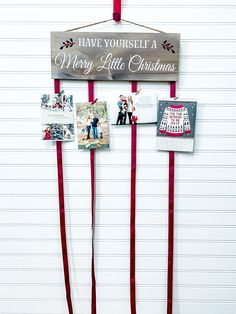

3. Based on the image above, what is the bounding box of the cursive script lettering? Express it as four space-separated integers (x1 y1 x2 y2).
128 55 176 73
96 53 125 73
54 52 94 74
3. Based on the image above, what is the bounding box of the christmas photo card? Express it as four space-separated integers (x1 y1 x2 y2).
110 91 158 125
76 101 109 150
157 99 197 152
41 94 74 141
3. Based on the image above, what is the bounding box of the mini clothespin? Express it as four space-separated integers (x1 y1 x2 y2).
58 90 64 97
135 87 142 95
91 98 98 105
170 95 179 100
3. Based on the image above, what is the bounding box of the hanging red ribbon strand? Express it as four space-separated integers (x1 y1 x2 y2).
113 0 121 21
130 81 137 314
167 81 176 314
54 79 74 314
88 80 97 314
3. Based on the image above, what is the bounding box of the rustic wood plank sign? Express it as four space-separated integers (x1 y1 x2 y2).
51 32 180 81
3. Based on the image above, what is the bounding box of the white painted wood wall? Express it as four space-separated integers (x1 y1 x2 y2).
0 0 236 313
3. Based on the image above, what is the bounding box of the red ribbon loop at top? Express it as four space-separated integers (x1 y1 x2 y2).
167 81 176 314
113 0 121 21
54 79 74 314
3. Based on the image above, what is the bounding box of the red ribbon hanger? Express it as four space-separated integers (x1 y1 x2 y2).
88 80 97 314
130 81 137 314
113 2 137 310
54 79 74 314
167 81 176 314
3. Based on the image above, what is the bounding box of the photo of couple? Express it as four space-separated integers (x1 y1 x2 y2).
76 101 109 149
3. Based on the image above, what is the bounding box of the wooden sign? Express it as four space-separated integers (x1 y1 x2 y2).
51 32 180 81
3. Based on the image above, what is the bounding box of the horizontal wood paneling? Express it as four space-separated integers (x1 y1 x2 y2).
0 1 235 314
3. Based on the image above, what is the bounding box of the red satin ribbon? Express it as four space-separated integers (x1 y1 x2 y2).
113 0 121 21
167 81 176 314
88 81 97 314
88 81 95 104
54 79 74 314
131 81 137 93
130 81 137 314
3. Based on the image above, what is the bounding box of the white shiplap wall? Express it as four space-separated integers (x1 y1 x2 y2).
0 0 236 314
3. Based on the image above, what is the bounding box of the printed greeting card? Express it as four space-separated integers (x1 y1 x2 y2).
41 94 74 141
111 92 158 125
76 101 109 150
157 99 197 152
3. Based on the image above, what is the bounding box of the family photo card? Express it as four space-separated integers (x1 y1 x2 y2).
41 94 74 141
76 101 109 150
111 92 158 125
157 99 197 152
